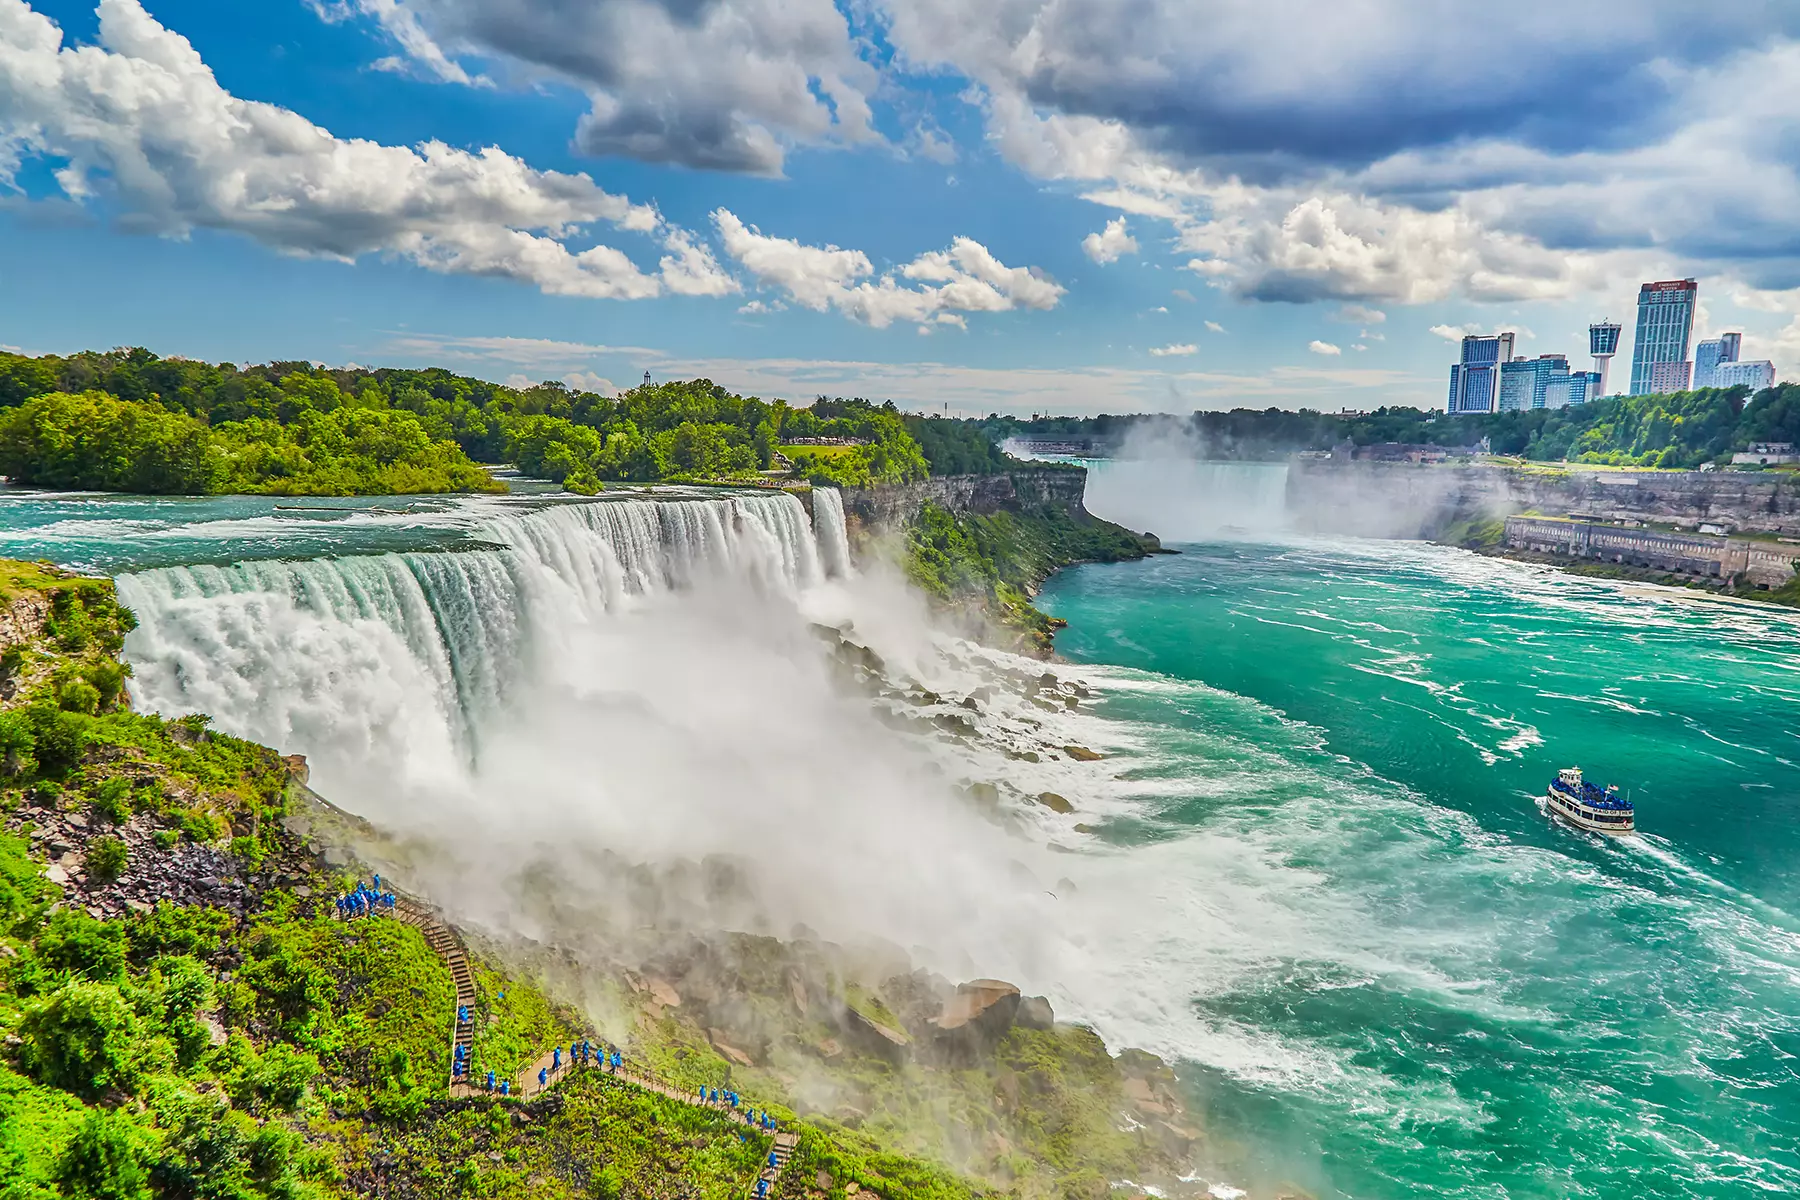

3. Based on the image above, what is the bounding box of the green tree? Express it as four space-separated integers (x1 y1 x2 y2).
0 391 226 493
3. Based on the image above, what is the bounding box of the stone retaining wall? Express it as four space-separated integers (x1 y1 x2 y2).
1288 461 1800 539
1504 516 1800 586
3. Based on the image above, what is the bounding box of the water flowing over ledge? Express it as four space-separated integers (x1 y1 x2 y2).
116 491 838 771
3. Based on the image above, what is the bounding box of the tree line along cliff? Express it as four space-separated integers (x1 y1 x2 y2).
977 382 1800 469
0 349 946 496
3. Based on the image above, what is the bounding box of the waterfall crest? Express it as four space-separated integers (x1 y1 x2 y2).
116 491 827 776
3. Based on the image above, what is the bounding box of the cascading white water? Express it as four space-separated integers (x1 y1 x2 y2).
114 488 1072 969
117 492 826 778
809 487 853 580
1082 459 1292 540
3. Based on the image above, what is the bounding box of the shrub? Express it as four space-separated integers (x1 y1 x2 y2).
35 910 127 981
86 836 127 882
83 661 129 711
23 703 88 775
229 835 265 871
224 1038 321 1113
126 904 232 964
153 829 178 851
55 1108 152 1200
57 678 102 715
0 709 36 776
21 980 144 1097
180 809 223 844
93 777 133 824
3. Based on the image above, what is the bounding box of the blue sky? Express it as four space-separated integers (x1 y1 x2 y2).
1 0 1798 415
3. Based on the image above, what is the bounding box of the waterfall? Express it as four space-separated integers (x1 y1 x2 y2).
111 485 1068 969
810 488 852 580
116 491 827 784
1081 459 1292 541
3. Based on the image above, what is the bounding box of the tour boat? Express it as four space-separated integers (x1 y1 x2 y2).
1544 767 1634 834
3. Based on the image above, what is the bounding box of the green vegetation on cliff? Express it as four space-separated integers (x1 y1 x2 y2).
905 500 1162 653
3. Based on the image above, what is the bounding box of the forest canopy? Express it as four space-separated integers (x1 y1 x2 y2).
978 383 1800 470
0 349 942 495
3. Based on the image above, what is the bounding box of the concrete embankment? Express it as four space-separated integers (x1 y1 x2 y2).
1504 516 1800 587
1287 460 1800 540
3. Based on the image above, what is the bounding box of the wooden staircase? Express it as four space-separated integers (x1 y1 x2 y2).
755 1131 799 1198
391 889 795 1195
395 897 480 1095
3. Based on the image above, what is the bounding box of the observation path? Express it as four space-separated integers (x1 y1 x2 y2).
386 890 797 1195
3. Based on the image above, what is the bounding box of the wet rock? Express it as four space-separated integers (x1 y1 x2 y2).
1036 792 1073 814
935 979 1020 1034
1063 745 1104 762
964 782 1000 809
1016 995 1054 1030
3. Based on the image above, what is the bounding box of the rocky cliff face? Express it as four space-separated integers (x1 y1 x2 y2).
1287 460 1800 539
838 467 1090 528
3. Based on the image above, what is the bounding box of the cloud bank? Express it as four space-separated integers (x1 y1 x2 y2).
0 0 734 300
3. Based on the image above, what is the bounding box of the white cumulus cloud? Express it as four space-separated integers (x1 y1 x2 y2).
1082 216 1139 264
713 209 1063 328
1204 320 1225 332
1149 343 1197 357
1308 340 1342 355
0 0 734 301
311 0 878 175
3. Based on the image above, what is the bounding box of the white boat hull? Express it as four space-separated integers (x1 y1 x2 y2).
1545 789 1634 835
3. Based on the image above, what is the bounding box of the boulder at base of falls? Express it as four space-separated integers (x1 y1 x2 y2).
931 979 1023 1059
1016 995 1054 1030
1063 745 1104 762
1036 792 1073 814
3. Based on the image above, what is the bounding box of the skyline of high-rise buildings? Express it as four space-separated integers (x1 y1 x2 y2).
1446 281 1780 413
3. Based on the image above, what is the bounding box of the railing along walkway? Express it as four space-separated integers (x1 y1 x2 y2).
385 890 797 1196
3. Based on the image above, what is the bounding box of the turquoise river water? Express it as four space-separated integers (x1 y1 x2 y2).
3 483 1797 1200
1040 537 1800 1200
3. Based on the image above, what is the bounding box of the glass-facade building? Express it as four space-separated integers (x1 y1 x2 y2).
1694 332 1743 388
1629 280 1697 395
1497 354 1571 411
1446 332 1516 413
1498 359 1533 412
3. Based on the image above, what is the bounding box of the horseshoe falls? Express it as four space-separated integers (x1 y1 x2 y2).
4 480 1799 1199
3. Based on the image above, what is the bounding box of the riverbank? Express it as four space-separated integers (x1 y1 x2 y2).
1437 516 1800 610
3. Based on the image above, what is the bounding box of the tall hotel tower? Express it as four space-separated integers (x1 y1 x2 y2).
1629 279 1697 395
1446 332 1516 413
1588 322 1621 397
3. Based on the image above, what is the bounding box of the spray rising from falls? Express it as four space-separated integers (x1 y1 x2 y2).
1082 459 1292 541
115 489 1087 980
